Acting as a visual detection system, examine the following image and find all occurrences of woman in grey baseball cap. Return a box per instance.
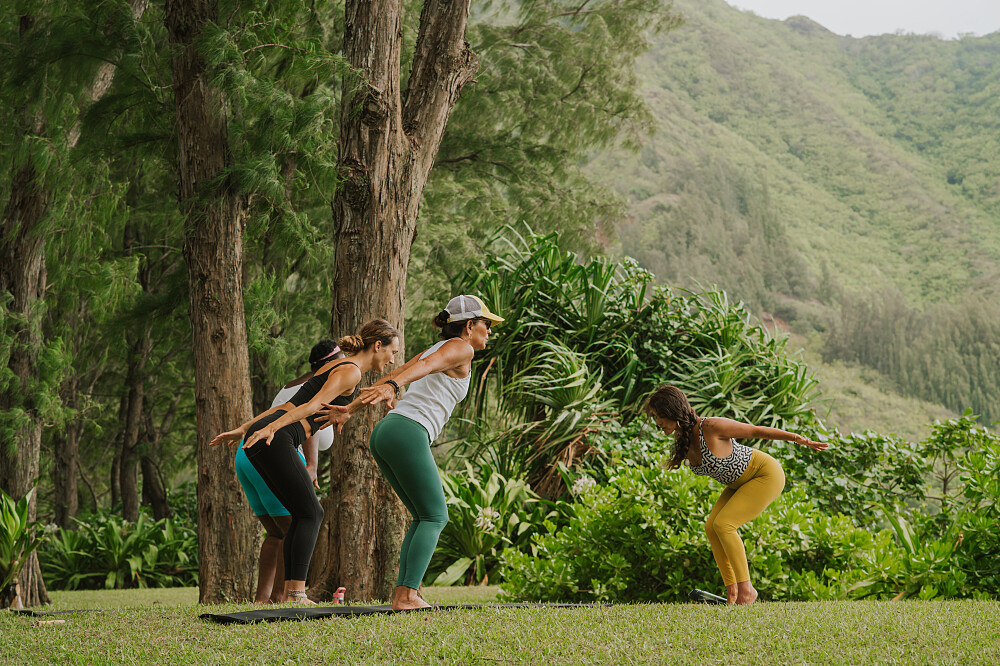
[319,295,503,610]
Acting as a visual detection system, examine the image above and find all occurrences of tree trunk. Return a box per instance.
[110,396,124,509]
[141,454,171,520]
[165,0,257,604]
[52,378,81,529]
[119,329,151,522]
[0,160,51,608]
[312,0,477,602]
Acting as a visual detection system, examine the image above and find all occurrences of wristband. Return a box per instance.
[385,379,400,395]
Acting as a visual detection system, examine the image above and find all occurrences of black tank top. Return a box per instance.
[287,360,359,433]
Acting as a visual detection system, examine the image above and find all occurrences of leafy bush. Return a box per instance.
[769,428,927,520]
[454,228,821,497]
[39,509,197,590]
[499,461,998,603]
[426,462,570,586]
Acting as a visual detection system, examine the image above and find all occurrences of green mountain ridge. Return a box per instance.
[596,0,1000,309]
[592,0,1000,427]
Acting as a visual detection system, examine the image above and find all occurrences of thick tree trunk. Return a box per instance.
[313,0,477,602]
[165,0,257,604]
[0,161,51,608]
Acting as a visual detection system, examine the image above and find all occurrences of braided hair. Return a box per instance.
[645,384,699,469]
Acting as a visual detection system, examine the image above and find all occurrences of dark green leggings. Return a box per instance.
[369,413,448,589]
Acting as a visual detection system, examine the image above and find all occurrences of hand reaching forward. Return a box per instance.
[315,404,351,433]
[210,428,245,447]
[359,384,396,409]
[793,434,828,451]
[242,425,276,449]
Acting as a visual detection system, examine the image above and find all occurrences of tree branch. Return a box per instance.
[401,0,479,178]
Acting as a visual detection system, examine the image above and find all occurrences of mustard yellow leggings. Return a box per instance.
[705,449,785,586]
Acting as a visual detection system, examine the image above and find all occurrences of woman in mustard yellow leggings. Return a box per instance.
[645,384,827,605]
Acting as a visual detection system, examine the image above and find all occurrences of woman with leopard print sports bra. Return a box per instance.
[645,384,827,605]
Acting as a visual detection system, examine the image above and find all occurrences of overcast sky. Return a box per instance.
[729,0,1000,39]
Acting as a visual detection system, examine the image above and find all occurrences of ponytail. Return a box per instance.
[338,319,399,353]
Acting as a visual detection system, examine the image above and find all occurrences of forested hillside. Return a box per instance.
[593,0,1000,422]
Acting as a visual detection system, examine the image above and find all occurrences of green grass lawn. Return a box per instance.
[3,587,999,664]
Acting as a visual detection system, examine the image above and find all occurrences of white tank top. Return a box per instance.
[271,384,335,452]
[390,340,471,442]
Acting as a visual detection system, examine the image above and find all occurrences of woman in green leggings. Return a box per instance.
[322,295,504,610]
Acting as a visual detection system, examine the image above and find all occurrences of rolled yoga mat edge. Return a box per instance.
[200,602,601,624]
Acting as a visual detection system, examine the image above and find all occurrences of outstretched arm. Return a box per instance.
[358,339,473,406]
[316,340,473,432]
[209,402,292,447]
[706,417,827,451]
[243,364,362,448]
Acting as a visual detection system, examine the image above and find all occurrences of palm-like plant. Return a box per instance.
[0,488,43,609]
[453,226,821,495]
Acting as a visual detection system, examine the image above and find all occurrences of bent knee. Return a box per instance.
[298,502,324,525]
[711,520,739,537]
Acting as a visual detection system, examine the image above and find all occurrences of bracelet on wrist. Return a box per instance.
[385,379,400,395]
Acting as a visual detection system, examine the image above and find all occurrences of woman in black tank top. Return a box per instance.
[211,319,401,604]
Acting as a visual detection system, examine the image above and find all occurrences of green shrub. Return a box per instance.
[768,428,927,520]
[426,462,570,586]
[38,509,197,590]
[499,461,998,603]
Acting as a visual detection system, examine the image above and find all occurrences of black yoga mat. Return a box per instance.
[10,608,104,617]
[687,589,727,605]
[201,602,597,624]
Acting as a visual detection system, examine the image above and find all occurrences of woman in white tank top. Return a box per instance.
[319,295,505,611]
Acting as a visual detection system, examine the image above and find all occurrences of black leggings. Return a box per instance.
[245,413,323,581]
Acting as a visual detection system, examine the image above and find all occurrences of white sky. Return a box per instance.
[729,0,1000,39]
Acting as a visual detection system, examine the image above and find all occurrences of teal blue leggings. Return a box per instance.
[370,413,448,589]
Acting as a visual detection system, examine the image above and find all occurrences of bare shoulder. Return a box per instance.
[332,362,362,383]
[438,337,475,360]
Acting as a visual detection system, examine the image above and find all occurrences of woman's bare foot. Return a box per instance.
[725,583,738,605]
[735,581,758,605]
[285,590,316,605]
[391,585,431,611]
[284,581,316,605]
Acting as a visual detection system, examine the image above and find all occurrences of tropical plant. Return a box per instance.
[38,509,197,590]
[499,460,995,603]
[0,488,43,608]
[768,428,927,520]
[453,227,821,496]
[426,462,569,587]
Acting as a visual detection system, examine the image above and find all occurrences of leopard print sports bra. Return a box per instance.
[688,417,753,486]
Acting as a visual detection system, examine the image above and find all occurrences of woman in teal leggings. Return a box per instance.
[322,295,504,610]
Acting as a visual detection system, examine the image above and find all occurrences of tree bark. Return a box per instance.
[312,0,477,602]
[0,162,51,608]
[52,376,81,529]
[119,329,151,522]
[141,454,171,520]
[165,0,257,604]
